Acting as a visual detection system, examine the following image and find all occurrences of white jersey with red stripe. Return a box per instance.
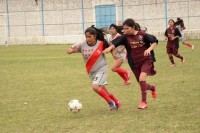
[108,33,127,61]
[74,40,108,75]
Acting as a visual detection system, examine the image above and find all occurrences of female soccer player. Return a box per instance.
[103,19,157,109]
[165,19,185,67]
[108,24,131,85]
[67,26,121,110]
[175,17,194,50]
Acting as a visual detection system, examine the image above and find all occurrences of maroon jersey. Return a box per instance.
[127,33,151,67]
[165,26,181,48]
[112,31,158,70]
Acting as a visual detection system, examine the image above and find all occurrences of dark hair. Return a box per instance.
[175,17,185,29]
[123,18,136,28]
[135,23,147,32]
[109,23,121,33]
[35,0,38,5]
[109,24,118,30]
[135,23,141,31]
[100,27,109,34]
[85,25,109,50]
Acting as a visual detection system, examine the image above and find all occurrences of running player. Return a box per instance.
[175,17,194,50]
[103,19,158,109]
[67,26,121,110]
[108,24,131,85]
[165,19,185,67]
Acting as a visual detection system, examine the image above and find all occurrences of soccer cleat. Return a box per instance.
[116,101,122,109]
[108,101,117,110]
[181,57,185,64]
[124,71,131,85]
[124,80,131,85]
[192,45,194,51]
[137,102,148,109]
[151,85,157,99]
[170,64,176,67]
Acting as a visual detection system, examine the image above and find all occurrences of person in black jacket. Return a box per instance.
[103,18,158,109]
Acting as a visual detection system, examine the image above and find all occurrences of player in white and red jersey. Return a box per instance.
[175,17,194,50]
[67,26,121,110]
[108,24,131,85]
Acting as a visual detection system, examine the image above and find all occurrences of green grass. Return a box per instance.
[0,41,200,133]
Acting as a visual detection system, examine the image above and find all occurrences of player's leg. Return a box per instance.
[137,61,157,109]
[181,37,194,50]
[111,58,130,85]
[112,52,131,85]
[172,48,185,63]
[132,68,148,109]
[167,48,175,66]
[91,72,117,110]
[103,86,121,109]
[138,72,149,109]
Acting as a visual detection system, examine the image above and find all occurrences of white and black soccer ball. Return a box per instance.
[68,99,82,113]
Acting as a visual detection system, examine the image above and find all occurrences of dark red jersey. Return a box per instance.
[165,26,181,48]
[112,31,158,70]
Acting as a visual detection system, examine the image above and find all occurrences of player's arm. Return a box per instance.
[67,44,81,54]
[176,28,182,37]
[143,34,158,56]
[116,45,125,52]
[103,35,127,54]
[171,28,182,41]
[164,29,168,40]
[103,44,115,54]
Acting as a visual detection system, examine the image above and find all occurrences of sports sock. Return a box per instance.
[139,81,147,103]
[115,67,128,81]
[109,94,119,103]
[168,54,175,64]
[98,88,112,103]
[146,84,155,91]
[184,42,192,47]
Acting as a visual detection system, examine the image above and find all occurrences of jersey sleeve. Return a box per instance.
[143,34,158,45]
[175,28,182,37]
[165,29,168,37]
[111,34,127,47]
[71,41,84,53]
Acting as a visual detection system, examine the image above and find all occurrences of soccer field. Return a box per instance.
[0,40,200,133]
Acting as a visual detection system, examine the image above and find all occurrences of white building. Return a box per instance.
[0,0,200,45]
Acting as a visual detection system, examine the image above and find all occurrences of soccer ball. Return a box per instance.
[68,99,82,113]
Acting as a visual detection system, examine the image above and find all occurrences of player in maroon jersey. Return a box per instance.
[165,19,185,67]
[103,18,158,109]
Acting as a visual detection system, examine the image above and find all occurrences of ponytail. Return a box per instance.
[90,25,109,50]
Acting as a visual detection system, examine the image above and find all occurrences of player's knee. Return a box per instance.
[168,54,172,57]
[139,76,146,82]
[92,84,100,92]
[139,78,146,82]
[139,73,147,81]
[111,67,116,72]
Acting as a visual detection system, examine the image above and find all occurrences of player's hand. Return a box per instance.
[144,49,151,56]
[67,44,79,54]
[102,47,112,54]
[170,36,176,41]
[71,44,79,50]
